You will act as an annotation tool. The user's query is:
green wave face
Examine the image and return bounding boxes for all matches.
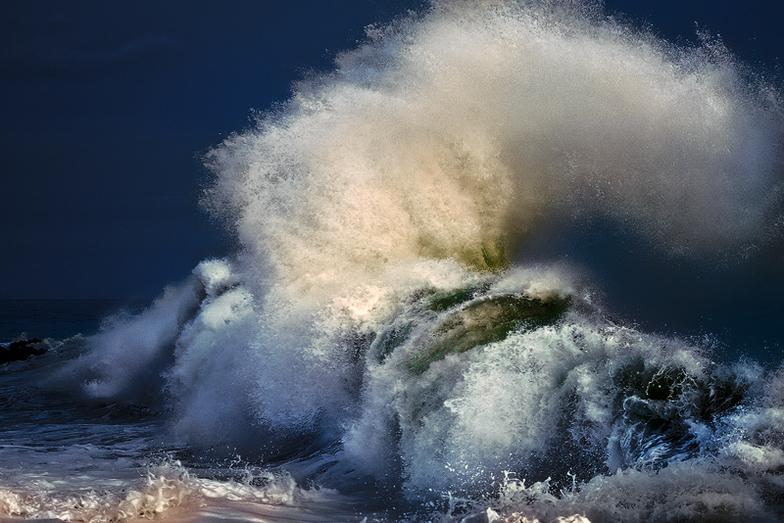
[409,293,571,374]
[370,283,571,374]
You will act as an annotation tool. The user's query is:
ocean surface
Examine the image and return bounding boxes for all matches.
[3,1,784,521]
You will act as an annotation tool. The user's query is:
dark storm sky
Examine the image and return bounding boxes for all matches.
[0,0,427,299]
[1,0,782,350]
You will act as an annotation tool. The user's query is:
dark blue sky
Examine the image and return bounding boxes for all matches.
[1,0,782,327]
[0,0,426,300]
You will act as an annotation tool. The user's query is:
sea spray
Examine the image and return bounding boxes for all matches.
[197,0,784,490]
[35,1,784,521]
[48,279,203,404]
[204,0,782,301]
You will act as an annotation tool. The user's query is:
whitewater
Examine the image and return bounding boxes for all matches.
[2,0,784,521]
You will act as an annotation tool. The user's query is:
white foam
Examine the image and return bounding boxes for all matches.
[0,461,204,522]
[204,0,782,301]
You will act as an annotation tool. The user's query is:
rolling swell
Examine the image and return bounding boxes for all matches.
[44,0,784,521]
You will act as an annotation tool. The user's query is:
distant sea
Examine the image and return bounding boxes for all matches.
[0,299,152,342]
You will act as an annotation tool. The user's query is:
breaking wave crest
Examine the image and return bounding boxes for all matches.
[204,0,782,299]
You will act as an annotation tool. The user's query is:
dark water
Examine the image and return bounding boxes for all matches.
[0,299,150,342]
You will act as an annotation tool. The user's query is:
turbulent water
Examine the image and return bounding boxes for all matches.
[3,1,784,521]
